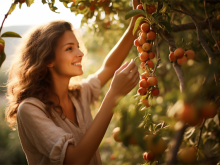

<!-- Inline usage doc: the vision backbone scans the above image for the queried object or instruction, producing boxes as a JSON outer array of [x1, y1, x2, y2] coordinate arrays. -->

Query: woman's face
[[49, 30, 84, 78]]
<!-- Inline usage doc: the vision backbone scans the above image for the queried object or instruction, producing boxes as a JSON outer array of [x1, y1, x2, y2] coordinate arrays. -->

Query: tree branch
[[172, 20, 220, 32], [177, 4, 204, 21], [152, 29, 161, 76], [172, 8, 215, 65], [166, 124, 188, 165], [158, 30, 185, 92], [157, 29, 186, 164], [204, 0, 220, 52]]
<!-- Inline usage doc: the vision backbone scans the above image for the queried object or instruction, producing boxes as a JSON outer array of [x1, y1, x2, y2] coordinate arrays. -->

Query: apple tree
[[1, 0, 220, 164]]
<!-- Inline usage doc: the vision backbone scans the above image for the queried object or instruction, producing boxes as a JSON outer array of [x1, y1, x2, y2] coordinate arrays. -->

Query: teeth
[[72, 62, 81, 66]]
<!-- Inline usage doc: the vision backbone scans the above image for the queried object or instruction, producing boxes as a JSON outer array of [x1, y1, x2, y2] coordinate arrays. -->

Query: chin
[[73, 71, 83, 77]]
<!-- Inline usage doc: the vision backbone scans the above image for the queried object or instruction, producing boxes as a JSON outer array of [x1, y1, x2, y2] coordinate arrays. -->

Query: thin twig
[[0, 1, 17, 34], [204, 0, 220, 52], [171, 13, 175, 24], [196, 119, 206, 148], [152, 29, 161, 76]]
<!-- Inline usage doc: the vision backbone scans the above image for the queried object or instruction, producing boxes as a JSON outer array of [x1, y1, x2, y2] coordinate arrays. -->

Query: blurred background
[[0, 1, 146, 164], [1, 0, 220, 165]]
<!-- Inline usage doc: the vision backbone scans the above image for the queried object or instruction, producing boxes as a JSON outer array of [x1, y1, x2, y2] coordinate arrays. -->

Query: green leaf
[[1, 31, 22, 38], [48, 3, 59, 13], [63, 2, 70, 8], [0, 51, 6, 69], [142, 2, 147, 12], [42, 0, 47, 4], [26, 0, 35, 7], [133, 17, 145, 36], [125, 9, 145, 20], [0, 38, 5, 47], [19, 3, 22, 9], [159, 20, 173, 33], [159, 1, 168, 14], [8, 3, 17, 14], [152, 12, 162, 18], [198, 149, 206, 159]]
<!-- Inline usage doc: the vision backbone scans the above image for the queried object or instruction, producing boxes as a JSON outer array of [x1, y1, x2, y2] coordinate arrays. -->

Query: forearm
[[103, 16, 138, 72], [65, 90, 119, 164]]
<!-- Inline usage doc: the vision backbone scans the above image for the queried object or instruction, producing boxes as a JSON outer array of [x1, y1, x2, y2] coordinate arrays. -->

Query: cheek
[[53, 53, 72, 73]]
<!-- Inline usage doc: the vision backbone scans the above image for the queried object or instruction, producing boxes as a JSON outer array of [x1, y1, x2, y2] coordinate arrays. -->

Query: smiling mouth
[[71, 62, 82, 66]]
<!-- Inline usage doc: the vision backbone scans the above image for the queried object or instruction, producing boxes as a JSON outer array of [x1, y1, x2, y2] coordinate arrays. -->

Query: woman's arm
[[64, 60, 139, 164], [95, 0, 140, 88]]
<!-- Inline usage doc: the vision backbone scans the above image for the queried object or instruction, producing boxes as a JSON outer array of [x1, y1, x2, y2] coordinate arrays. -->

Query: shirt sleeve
[[17, 102, 76, 165], [81, 73, 102, 105]]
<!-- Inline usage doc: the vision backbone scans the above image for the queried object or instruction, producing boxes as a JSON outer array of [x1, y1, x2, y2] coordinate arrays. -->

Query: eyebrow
[[62, 42, 79, 47]]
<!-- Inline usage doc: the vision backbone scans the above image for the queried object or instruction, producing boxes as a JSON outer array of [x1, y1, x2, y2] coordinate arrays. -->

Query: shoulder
[[81, 73, 101, 93], [18, 97, 49, 118], [80, 73, 102, 104]]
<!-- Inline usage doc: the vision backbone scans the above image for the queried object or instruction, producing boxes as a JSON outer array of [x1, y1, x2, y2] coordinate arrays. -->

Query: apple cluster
[[136, 3, 156, 15], [112, 127, 137, 145], [169, 48, 195, 65], [177, 146, 197, 164], [112, 127, 168, 162], [76, 0, 111, 14], [143, 134, 167, 162], [176, 101, 218, 127], [133, 22, 159, 108]]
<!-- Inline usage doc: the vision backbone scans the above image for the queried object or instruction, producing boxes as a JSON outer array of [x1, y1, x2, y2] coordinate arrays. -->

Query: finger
[[116, 61, 129, 73], [134, 72, 140, 83], [130, 65, 139, 77], [133, 0, 140, 9], [122, 59, 136, 74], [134, 76, 140, 86], [129, 72, 140, 86]]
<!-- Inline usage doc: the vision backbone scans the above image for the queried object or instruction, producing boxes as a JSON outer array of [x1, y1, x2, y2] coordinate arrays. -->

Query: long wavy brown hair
[[4, 20, 87, 131]]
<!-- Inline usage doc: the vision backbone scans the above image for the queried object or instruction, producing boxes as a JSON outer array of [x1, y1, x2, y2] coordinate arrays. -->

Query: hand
[[109, 59, 140, 98], [132, 0, 140, 10], [129, 0, 141, 30]]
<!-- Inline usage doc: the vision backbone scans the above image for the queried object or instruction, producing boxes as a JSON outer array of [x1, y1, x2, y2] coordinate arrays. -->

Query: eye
[[66, 47, 72, 51]]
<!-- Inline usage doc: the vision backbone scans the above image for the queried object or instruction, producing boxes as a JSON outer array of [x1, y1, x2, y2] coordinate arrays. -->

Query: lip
[[71, 60, 81, 64]]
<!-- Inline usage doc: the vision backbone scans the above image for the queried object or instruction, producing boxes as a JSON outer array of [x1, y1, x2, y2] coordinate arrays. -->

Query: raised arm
[[64, 59, 140, 164], [95, 0, 140, 88]]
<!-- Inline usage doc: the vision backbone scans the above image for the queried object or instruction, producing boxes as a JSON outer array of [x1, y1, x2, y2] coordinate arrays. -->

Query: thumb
[[116, 61, 129, 73]]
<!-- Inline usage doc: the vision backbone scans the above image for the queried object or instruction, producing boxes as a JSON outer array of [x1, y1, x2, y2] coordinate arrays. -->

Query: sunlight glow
[[0, 1, 83, 28]]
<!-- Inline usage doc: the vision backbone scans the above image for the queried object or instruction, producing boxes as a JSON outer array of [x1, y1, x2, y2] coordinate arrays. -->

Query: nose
[[77, 48, 84, 57]]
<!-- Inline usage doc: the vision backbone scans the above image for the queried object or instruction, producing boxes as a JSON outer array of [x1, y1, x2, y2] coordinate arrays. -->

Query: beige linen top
[[17, 74, 103, 165]]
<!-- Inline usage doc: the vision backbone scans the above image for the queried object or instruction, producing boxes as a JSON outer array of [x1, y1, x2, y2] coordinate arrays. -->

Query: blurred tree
[[0, 0, 220, 164]]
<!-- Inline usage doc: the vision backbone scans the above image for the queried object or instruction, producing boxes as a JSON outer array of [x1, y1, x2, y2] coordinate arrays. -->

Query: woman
[[5, 1, 140, 164]]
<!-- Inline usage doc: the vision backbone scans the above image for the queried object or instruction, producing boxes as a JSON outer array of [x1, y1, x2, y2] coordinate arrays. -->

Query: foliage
[[0, 0, 220, 164]]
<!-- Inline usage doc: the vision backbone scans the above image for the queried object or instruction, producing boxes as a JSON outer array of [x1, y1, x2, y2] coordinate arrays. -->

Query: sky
[[0, 0, 83, 28]]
